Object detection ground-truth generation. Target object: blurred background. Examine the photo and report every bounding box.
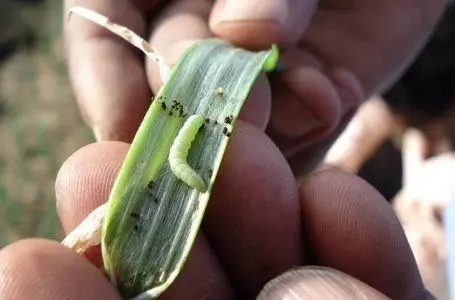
[0,0,454,299]
[0,0,93,246]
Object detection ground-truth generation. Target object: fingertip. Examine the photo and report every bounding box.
[258,267,390,300]
[299,169,426,299]
[268,65,343,158]
[55,142,129,233]
[0,239,121,300]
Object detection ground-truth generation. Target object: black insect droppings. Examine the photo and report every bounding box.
[133,224,140,232]
[146,181,154,197]
[169,111,173,116]
[225,115,234,124]
[198,124,205,134]
[130,213,140,219]
[226,131,232,137]
[161,102,167,110]
[205,118,210,123]
[222,127,228,135]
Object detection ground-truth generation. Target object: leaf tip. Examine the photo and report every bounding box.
[262,44,280,73]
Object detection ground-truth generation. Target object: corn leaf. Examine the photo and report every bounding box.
[100,39,278,299]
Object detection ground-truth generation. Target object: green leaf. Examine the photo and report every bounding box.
[101,39,278,299]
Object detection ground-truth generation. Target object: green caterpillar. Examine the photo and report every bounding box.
[168,114,207,193]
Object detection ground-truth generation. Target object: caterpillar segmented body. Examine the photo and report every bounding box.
[169,114,207,193]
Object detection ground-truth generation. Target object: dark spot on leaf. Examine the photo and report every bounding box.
[130,213,140,219]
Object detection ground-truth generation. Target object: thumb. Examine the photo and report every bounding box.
[209,0,317,49]
[257,267,391,300]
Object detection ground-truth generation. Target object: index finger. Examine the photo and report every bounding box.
[64,0,158,142]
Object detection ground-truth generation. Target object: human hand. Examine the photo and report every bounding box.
[64,0,445,173]
[0,124,432,299]
[393,128,454,283]
[3,1,442,298]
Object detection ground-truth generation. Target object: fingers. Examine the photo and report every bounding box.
[266,51,364,161]
[209,0,317,49]
[324,97,399,174]
[55,142,236,299]
[64,0,156,142]
[146,0,272,130]
[264,0,443,165]
[0,239,121,299]
[299,168,426,300]
[258,267,390,300]
[56,123,302,299]
[203,122,302,298]
[302,0,445,96]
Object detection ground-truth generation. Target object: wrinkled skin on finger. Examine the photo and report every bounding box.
[38,123,431,299]
[1,125,431,299]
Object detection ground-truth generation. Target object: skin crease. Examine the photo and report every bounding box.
[0,0,447,299]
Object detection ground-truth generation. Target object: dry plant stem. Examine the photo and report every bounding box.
[324,96,400,173]
[68,6,170,81]
[61,203,107,254]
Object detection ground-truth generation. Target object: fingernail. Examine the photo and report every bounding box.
[218,0,290,25]
[258,267,369,300]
